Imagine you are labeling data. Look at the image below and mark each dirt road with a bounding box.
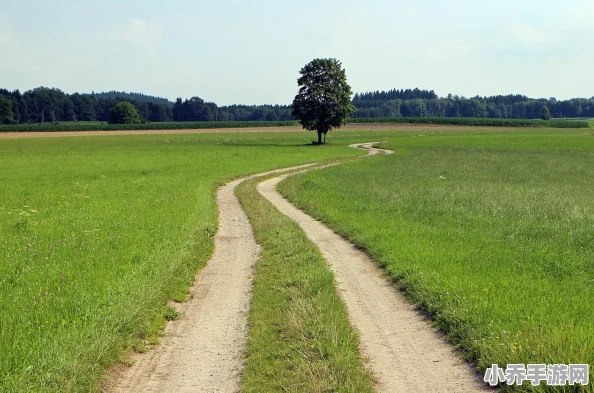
[257,144,490,392]
[110,164,314,393]
[111,143,489,392]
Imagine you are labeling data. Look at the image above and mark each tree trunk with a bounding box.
[317,131,322,144]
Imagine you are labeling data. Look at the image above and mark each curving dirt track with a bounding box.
[257,143,490,392]
[109,164,314,393]
[110,142,490,393]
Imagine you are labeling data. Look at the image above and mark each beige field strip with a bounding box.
[0,123,498,139]
[257,143,490,392]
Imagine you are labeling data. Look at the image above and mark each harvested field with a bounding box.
[0,123,527,139]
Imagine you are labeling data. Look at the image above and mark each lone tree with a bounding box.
[292,58,355,144]
[540,105,551,120]
[110,102,142,124]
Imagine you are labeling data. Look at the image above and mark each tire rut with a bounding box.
[256,143,491,392]
[110,142,490,392]
[110,164,314,393]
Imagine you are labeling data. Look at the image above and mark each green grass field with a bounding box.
[1,117,589,133]
[350,117,589,128]
[279,130,594,392]
[0,132,363,392]
[2,126,592,392]
[553,117,594,127]
[0,120,299,132]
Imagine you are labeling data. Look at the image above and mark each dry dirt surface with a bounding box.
[109,164,313,393]
[0,123,499,139]
[257,143,491,392]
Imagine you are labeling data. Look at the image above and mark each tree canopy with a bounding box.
[540,105,551,120]
[1,85,593,126]
[0,95,15,124]
[292,58,355,144]
[110,102,142,124]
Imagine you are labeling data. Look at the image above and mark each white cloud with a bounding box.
[112,19,162,48]
[507,21,554,44]
[428,43,473,61]
[477,21,557,53]
[563,0,594,28]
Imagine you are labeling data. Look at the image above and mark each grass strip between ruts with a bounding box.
[236,170,375,393]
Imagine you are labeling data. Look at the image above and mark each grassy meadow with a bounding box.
[0,132,363,392]
[279,129,594,391]
[2,126,592,392]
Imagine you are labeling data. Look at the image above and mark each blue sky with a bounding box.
[1,0,593,104]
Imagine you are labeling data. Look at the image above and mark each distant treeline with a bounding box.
[353,88,594,119]
[0,87,293,125]
[1,86,593,126]
[92,91,172,106]
[0,88,175,124]
[172,98,293,122]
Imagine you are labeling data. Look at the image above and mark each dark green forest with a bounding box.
[1,86,593,125]
[352,88,594,119]
[0,88,293,124]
